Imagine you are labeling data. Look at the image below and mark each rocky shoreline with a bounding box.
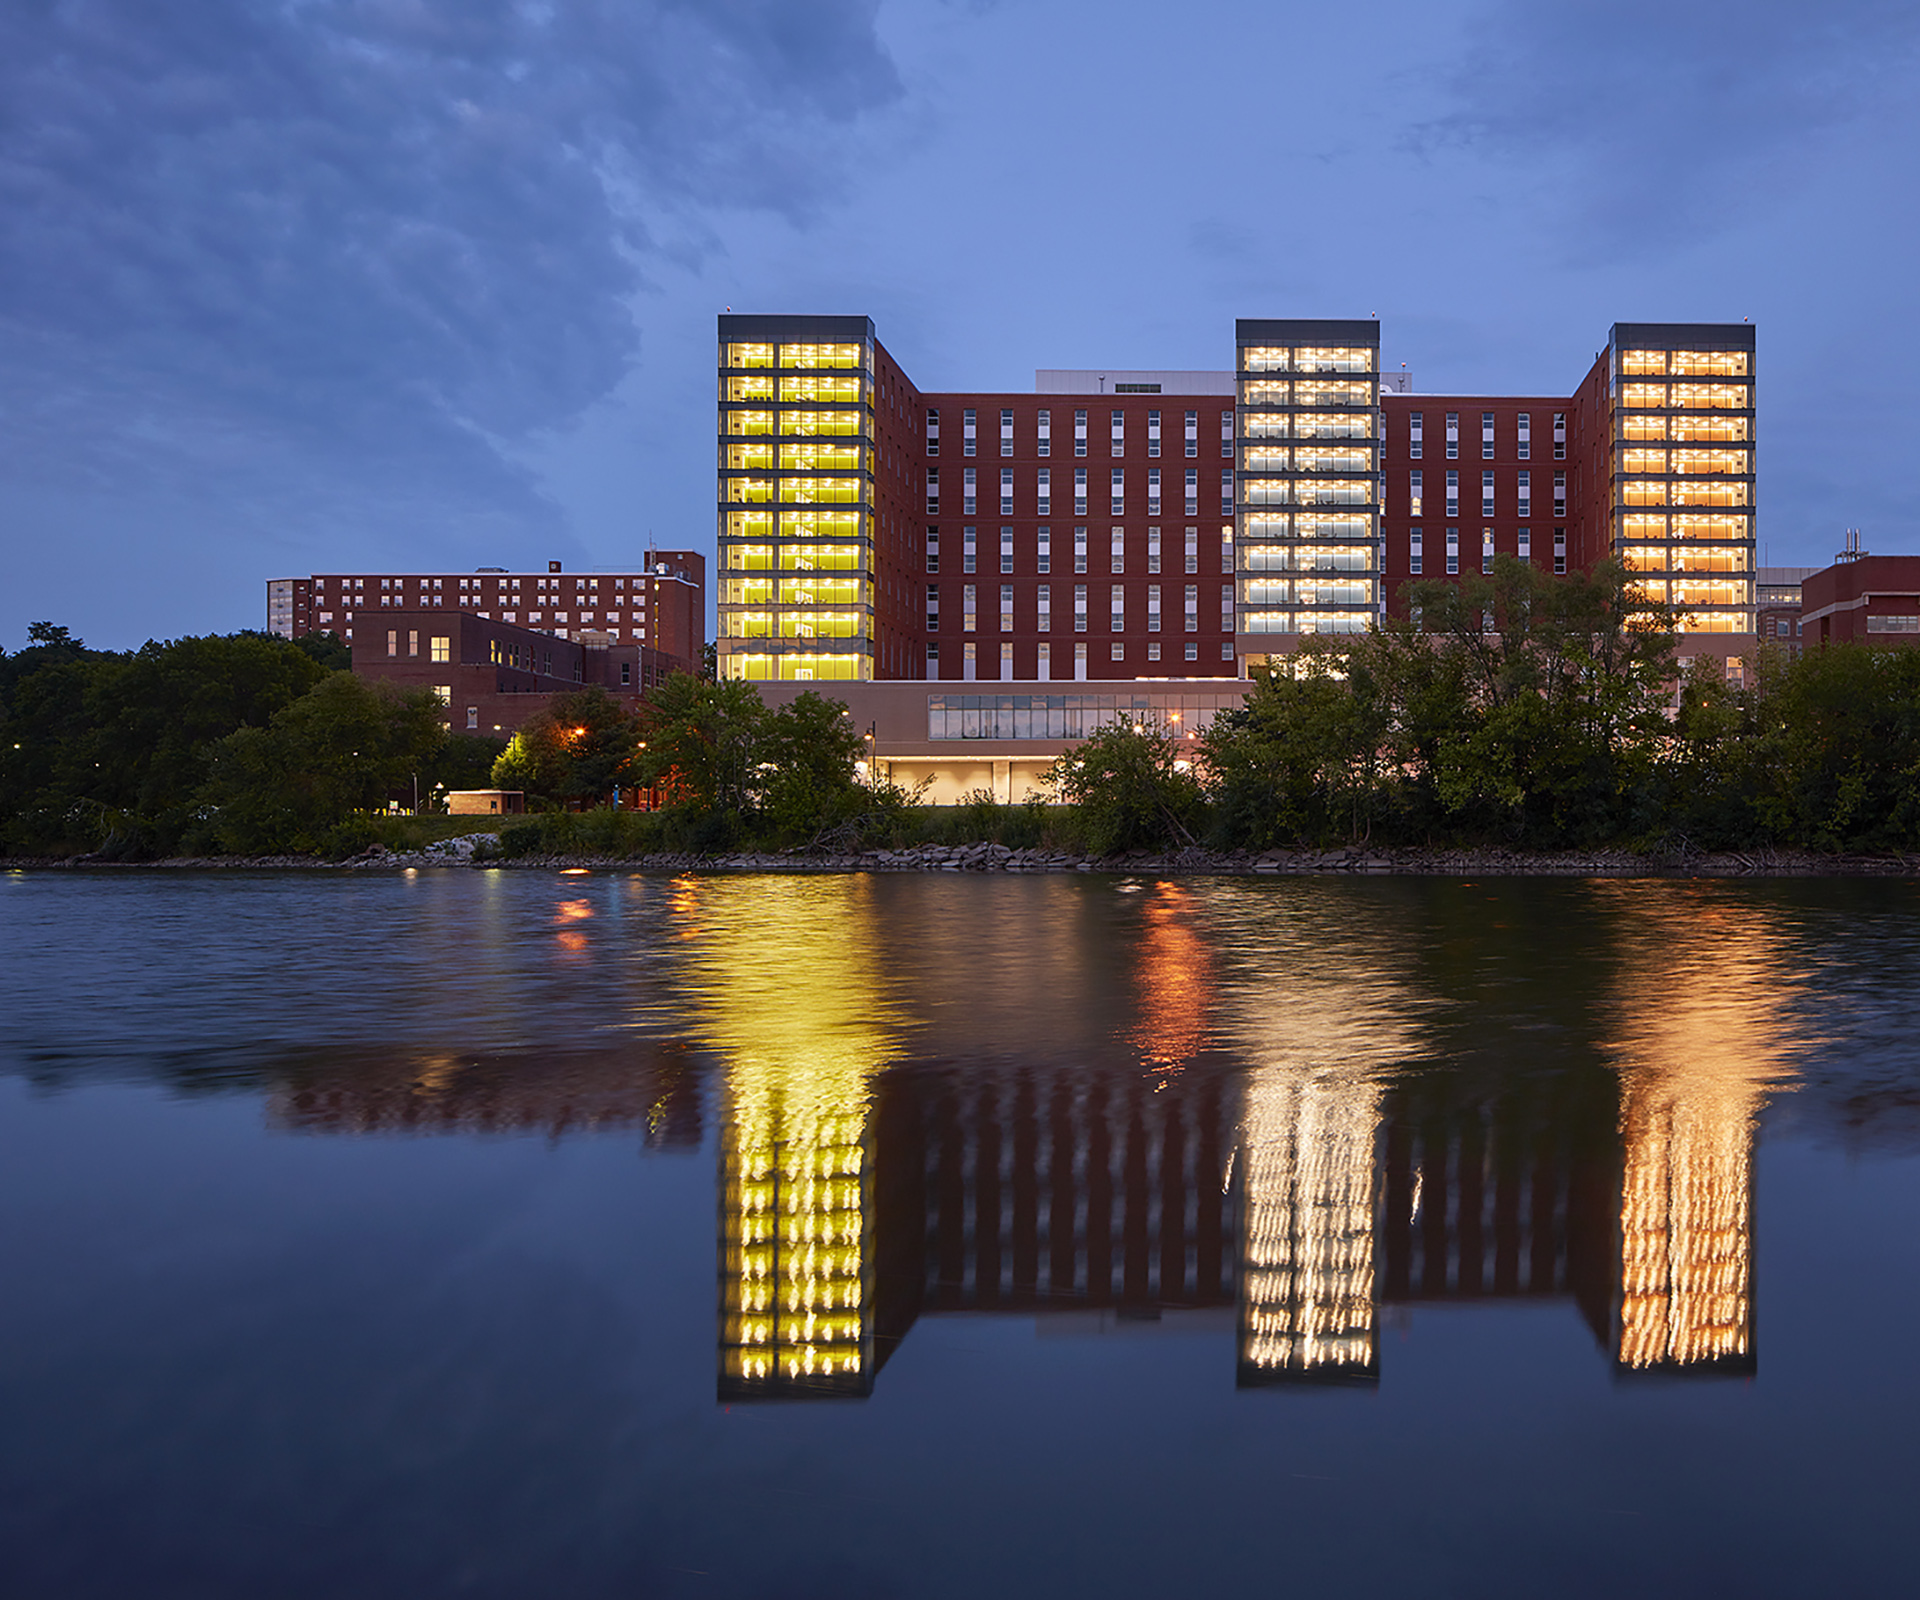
[12,836,1919,877]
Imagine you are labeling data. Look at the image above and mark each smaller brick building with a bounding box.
[1801,556,1920,647]
[353,610,685,736]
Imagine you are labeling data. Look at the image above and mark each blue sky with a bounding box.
[5,0,1918,649]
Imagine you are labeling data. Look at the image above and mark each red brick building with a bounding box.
[1801,555,1920,647]
[351,609,681,736]
[268,550,705,669]
[717,315,1757,685]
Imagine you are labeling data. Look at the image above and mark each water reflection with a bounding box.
[1598,884,1809,1377]
[670,877,910,1399]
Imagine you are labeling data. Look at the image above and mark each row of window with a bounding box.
[1407,528,1569,576]
[926,640,1238,677]
[926,525,1236,575]
[313,575,649,593]
[928,407,1233,459]
[927,584,1236,634]
[926,467,1236,516]
[1407,469,1565,519]
[1406,411,1566,462]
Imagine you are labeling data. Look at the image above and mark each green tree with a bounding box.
[630,673,767,817]
[758,691,867,840]
[197,673,446,854]
[1050,717,1204,855]
[489,687,640,807]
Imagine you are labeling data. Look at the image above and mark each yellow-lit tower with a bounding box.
[716,315,877,683]
[1607,322,1757,638]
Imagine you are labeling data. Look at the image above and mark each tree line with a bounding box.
[6,559,1918,862]
[0,625,499,857]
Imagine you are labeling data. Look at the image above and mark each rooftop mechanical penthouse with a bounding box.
[715,315,1758,684]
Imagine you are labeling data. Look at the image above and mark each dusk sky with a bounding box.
[5,0,1918,650]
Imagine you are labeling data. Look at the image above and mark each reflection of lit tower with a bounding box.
[721,1078,872,1397]
[1591,883,1803,1379]
[1236,1065,1382,1386]
[672,877,903,1400]
[1615,1075,1759,1376]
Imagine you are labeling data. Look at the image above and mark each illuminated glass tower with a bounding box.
[1233,318,1382,665]
[1607,322,1756,635]
[717,315,878,682]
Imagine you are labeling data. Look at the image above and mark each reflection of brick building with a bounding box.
[1756,566,1816,656]
[266,1044,703,1148]
[351,609,684,736]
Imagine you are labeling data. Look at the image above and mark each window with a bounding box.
[1553,471,1567,517]
[1865,615,1920,633]
[1038,527,1051,573]
[1517,469,1531,516]
[1000,585,1014,632]
[1111,410,1125,457]
[1517,412,1531,460]
[1111,642,1126,661]
[1222,526,1234,573]
[963,584,977,632]
[963,640,976,680]
[926,467,939,514]
[1037,409,1051,457]
[1037,467,1051,515]
[620,662,631,687]
[466,706,479,729]
[1482,411,1495,459]
[1000,409,1013,457]
[1074,527,1088,573]
[1221,412,1234,455]
[1000,642,1014,675]
[1221,588,1235,631]
[1147,467,1161,515]
[1185,584,1199,632]
[1148,584,1162,632]
[1445,470,1459,518]
[963,466,977,514]
[926,642,941,674]
[963,526,977,573]
[1074,409,1088,457]
[927,529,939,573]
[1185,410,1199,458]
[1554,528,1567,575]
[925,407,940,455]
[430,635,450,663]
[1446,529,1460,575]
[1148,409,1162,458]
[963,408,977,456]
[1409,410,1423,459]
[996,466,1012,516]
[1445,412,1459,459]
[1185,467,1199,516]
[1038,640,1052,676]
[386,630,398,656]
[1110,526,1125,573]
[1148,526,1162,573]
[926,584,940,630]
[1074,642,1088,680]
[1482,470,1495,518]
[1148,640,1162,661]
[1553,413,1567,460]
[1410,530,1423,574]
[1110,468,1125,515]
[1074,584,1088,631]
[1221,469,1234,512]
[1482,528,1495,574]
[1074,467,1088,515]
[1517,528,1531,564]
[1409,469,1423,517]
[1037,584,1051,631]
[1184,526,1199,574]
[407,629,420,657]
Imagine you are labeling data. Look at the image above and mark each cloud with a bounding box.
[0,0,901,521]
[1414,0,1920,242]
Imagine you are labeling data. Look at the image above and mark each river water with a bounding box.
[4,868,1919,1597]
